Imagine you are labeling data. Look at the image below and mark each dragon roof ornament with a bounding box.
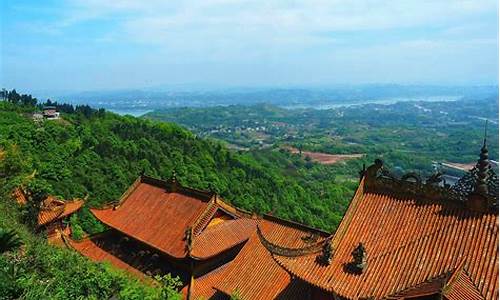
[363,142,498,213]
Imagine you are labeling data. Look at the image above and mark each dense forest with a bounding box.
[0,90,185,299]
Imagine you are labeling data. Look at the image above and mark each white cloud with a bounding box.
[56,0,498,40]
[4,0,498,89]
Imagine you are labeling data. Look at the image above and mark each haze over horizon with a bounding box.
[1,0,499,93]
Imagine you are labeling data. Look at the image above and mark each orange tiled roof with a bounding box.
[271,178,499,300]
[213,217,328,300]
[68,235,147,279]
[91,179,211,259]
[91,176,252,260]
[181,263,230,300]
[38,197,84,226]
[191,218,257,259]
[12,187,27,205]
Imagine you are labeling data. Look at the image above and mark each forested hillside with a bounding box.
[0,90,359,235]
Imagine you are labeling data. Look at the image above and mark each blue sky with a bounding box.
[1,0,498,92]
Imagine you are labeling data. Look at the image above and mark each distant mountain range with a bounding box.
[32,84,498,111]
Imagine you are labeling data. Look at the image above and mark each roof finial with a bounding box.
[476,120,490,196]
[317,238,333,266]
[466,127,494,212]
[351,242,367,274]
[170,169,180,192]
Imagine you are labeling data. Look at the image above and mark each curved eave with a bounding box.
[38,199,85,227]
[264,177,367,294]
[90,207,188,260]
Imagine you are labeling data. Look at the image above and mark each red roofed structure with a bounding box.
[11,187,84,245]
[71,141,499,300]
[264,141,499,300]
[38,196,85,245]
[38,196,84,227]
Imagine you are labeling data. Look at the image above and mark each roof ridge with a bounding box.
[141,174,214,200]
[264,176,364,266]
[270,250,340,296]
[257,225,325,257]
[443,259,468,290]
[329,176,366,252]
[214,196,252,217]
[385,272,450,299]
[94,176,143,210]
[191,199,218,236]
[116,175,143,205]
[262,214,330,236]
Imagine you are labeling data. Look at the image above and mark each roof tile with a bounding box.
[273,182,499,300]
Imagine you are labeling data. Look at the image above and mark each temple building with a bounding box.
[70,141,499,300]
[38,196,84,245]
[12,188,84,245]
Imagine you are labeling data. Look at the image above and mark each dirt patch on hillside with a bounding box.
[287,147,364,165]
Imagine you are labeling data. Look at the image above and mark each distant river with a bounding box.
[107,108,153,117]
[104,95,461,115]
[281,95,461,110]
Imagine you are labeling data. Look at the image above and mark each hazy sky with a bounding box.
[1,0,498,91]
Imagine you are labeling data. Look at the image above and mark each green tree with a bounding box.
[154,274,183,300]
[0,228,23,254]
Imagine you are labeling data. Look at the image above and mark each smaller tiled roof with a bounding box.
[191,218,257,259]
[38,197,84,226]
[388,263,485,300]
[386,274,449,299]
[90,176,213,259]
[47,224,71,246]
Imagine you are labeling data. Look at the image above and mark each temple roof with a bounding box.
[91,175,253,260]
[267,165,499,300]
[191,218,256,259]
[181,263,229,300]
[38,196,84,226]
[213,217,328,300]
